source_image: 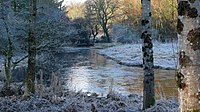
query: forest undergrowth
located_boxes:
[0,72,178,112]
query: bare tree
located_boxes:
[92,0,117,42]
[85,0,99,44]
[0,0,28,88]
[141,0,155,109]
[177,0,200,111]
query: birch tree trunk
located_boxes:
[177,0,200,111]
[26,0,37,95]
[141,0,155,109]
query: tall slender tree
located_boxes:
[0,1,13,88]
[141,0,155,109]
[177,0,200,111]
[26,0,37,95]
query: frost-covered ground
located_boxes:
[98,43,178,69]
[0,90,178,112]
[0,44,179,111]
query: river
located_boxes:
[55,47,178,100]
[1,47,177,99]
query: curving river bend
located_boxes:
[55,48,178,100]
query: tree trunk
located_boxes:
[104,28,110,42]
[1,2,13,88]
[177,0,200,111]
[141,0,155,109]
[4,37,12,88]
[26,0,37,94]
[4,57,12,88]
[5,20,13,88]
[102,23,110,43]
[92,25,98,44]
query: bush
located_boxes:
[110,24,140,44]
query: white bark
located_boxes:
[177,0,200,111]
[141,0,155,109]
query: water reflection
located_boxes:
[60,48,177,99]
[66,67,90,92]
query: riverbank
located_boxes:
[98,43,178,69]
[0,44,179,111]
[0,87,178,112]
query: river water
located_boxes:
[55,48,177,100]
[0,47,177,99]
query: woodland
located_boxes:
[0,0,199,112]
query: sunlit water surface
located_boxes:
[57,48,177,99]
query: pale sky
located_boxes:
[63,0,87,6]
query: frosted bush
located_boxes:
[110,24,140,43]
